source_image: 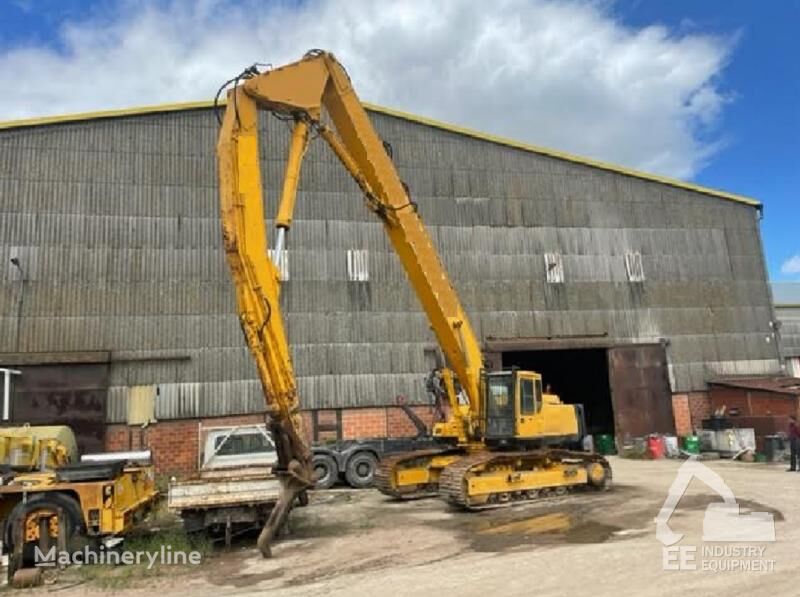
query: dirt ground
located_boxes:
[25,457,800,596]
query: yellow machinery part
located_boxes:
[0,425,77,470]
[24,509,59,542]
[0,465,157,537]
[431,450,612,509]
[394,454,462,487]
[465,465,587,498]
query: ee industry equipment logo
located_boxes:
[655,457,776,572]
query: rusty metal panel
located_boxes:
[607,344,674,439]
[10,363,108,454]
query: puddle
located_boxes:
[448,485,654,552]
[479,513,572,536]
[464,493,785,553]
[667,495,784,521]
[469,510,623,552]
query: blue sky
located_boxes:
[617,1,799,280]
[0,0,796,280]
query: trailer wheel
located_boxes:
[345,451,378,489]
[312,453,338,489]
[4,492,85,568]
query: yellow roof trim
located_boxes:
[364,102,760,208]
[0,98,760,208]
[0,100,216,131]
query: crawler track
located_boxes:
[375,448,457,499]
[439,449,611,510]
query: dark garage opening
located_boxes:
[501,348,615,437]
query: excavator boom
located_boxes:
[217,50,610,553]
[248,51,482,415]
[217,50,484,555]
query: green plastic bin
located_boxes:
[681,435,700,455]
[595,434,616,455]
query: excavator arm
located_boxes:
[217,70,313,558]
[216,50,485,555]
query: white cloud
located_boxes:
[0,0,736,178]
[781,255,800,275]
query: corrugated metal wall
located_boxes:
[0,107,781,422]
[776,307,800,358]
[773,284,800,360]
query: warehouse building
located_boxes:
[0,101,782,474]
[774,283,800,377]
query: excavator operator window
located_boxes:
[485,374,515,438]
[486,375,512,413]
[488,377,511,408]
[520,379,536,414]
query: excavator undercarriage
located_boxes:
[376,447,611,510]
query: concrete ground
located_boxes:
[31,457,800,596]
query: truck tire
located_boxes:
[345,451,378,489]
[312,453,338,489]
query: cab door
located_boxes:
[515,373,543,438]
[484,374,516,439]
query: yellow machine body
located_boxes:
[215,51,611,536]
[0,426,158,578]
[0,465,157,538]
[0,425,77,470]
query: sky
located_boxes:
[0,0,796,280]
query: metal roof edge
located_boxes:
[0,98,761,208]
[364,103,761,208]
[0,100,217,131]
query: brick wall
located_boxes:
[709,386,799,417]
[687,392,711,428]
[105,406,438,477]
[341,408,387,439]
[668,392,711,436]
[671,395,692,436]
[386,406,438,437]
[106,414,266,477]
[340,405,438,439]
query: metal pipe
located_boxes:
[1,368,21,422]
[273,227,286,258]
[275,120,310,230]
[81,450,152,464]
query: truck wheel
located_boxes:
[345,451,378,489]
[312,453,338,489]
[4,493,84,568]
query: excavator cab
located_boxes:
[482,370,583,445]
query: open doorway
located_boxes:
[501,348,614,437]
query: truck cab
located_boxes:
[201,425,277,472]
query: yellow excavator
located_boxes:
[216,50,611,557]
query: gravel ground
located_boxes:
[25,457,800,596]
